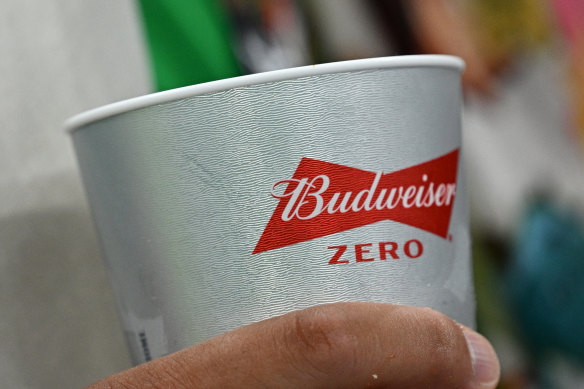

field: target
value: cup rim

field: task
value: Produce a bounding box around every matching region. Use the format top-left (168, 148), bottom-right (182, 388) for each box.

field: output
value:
top-left (65, 55), bottom-right (464, 133)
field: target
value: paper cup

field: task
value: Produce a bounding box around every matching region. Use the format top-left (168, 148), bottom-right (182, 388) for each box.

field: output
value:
top-left (67, 55), bottom-right (473, 364)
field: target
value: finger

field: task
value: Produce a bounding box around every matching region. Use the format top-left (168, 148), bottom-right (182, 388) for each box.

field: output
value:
top-left (87, 302), bottom-right (499, 389)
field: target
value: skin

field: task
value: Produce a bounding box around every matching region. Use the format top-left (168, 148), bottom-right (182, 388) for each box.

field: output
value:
top-left (87, 302), bottom-right (499, 389)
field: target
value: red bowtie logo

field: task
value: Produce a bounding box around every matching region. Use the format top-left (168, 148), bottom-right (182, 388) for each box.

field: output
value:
top-left (253, 149), bottom-right (459, 254)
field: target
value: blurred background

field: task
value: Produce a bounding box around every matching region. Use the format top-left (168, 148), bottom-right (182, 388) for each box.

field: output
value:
top-left (1, 0), bottom-right (583, 387)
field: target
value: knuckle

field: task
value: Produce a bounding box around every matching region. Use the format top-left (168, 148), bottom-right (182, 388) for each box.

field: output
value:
top-left (283, 304), bottom-right (359, 376)
top-left (418, 308), bottom-right (466, 380)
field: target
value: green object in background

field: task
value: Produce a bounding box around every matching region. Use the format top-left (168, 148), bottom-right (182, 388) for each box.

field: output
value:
top-left (137, 0), bottom-right (242, 91)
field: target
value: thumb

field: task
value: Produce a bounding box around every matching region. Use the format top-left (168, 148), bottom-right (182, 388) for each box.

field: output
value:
top-left (87, 302), bottom-right (499, 388)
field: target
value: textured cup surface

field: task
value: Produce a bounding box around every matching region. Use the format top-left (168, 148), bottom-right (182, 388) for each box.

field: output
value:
top-left (69, 56), bottom-right (473, 364)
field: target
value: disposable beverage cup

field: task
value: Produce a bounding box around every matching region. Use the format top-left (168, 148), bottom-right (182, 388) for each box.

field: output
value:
top-left (66, 55), bottom-right (474, 365)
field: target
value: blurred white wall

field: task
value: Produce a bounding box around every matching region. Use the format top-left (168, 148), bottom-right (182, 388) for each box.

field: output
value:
top-left (0, 1), bottom-right (150, 387)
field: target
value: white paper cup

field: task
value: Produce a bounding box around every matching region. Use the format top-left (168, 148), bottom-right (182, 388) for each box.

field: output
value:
top-left (67, 55), bottom-right (473, 364)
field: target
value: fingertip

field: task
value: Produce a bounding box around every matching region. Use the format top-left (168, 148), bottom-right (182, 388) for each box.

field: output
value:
top-left (460, 326), bottom-right (500, 388)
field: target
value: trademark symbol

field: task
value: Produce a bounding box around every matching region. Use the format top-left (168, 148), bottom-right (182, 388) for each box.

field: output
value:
top-left (448, 234), bottom-right (453, 241)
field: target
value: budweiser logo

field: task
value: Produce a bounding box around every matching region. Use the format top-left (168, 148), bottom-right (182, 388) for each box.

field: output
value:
top-left (253, 149), bottom-right (459, 254)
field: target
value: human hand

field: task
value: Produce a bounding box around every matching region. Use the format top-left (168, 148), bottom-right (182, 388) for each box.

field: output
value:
top-left (87, 302), bottom-right (499, 388)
